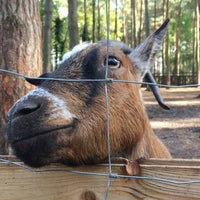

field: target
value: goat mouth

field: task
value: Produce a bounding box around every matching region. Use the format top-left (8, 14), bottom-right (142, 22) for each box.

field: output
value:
top-left (10, 119), bottom-right (78, 145)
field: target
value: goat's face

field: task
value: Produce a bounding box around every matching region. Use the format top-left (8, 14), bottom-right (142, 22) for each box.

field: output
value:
top-left (6, 20), bottom-right (169, 167)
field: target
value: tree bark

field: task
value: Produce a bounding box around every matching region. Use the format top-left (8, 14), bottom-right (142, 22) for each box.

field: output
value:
top-left (114, 0), bottom-right (118, 40)
top-left (97, 0), bottom-right (101, 40)
top-left (92, 0), bottom-right (96, 42)
top-left (131, 0), bottom-right (137, 47)
top-left (42, 0), bottom-right (53, 73)
top-left (122, 0), bottom-right (128, 44)
top-left (68, 0), bottom-right (79, 49)
top-left (165, 0), bottom-right (170, 85)
top-left (0, 0), bottom-right (42, 154)
top-left (144, 0), bottom-right (150, 37)
top-left (82, 0), bottom-right (89, 41)
top-left (174, 0), bottom-right (182, 75)
top-left (162, 0), bottom-right (166, 77)
top-left (194, 0), bottom-right (200, 83)
top-left (153, 0), bottom-right (157, 30)
top-left (138, 0), bottom-right (144, 44)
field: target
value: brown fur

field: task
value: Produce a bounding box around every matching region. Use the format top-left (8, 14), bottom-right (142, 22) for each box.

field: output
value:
top-left (6, 21), bottom-right (171, 167)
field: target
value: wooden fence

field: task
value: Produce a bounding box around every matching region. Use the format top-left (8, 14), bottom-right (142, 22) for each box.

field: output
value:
top-left (0, 157), bottom-right (200, 200)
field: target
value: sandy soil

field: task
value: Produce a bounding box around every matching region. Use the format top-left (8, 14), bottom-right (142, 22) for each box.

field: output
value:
top-left (142, 87), bottom-right (200, 159)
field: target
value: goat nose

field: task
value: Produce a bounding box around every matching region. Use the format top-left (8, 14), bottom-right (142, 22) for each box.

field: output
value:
top-left (8, 101), bottom-right (40, 119)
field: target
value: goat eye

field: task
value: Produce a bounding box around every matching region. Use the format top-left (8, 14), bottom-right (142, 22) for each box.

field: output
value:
top-left (105, 56), bottom-right (121, 69)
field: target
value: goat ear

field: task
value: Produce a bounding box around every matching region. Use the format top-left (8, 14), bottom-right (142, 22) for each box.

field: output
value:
top-left (25, 72), bottom-right (51, 86)
top-left (129, 19), bottom-right (169, 78)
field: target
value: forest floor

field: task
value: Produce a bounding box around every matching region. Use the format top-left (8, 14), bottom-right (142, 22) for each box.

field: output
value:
top-left (142, 87), bottom-right (200, 159)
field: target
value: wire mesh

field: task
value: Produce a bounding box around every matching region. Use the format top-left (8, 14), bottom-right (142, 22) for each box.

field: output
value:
top-left (0, 1), bottom-right (200, 198)
top-left (1, 65), bottom-right (200, 199)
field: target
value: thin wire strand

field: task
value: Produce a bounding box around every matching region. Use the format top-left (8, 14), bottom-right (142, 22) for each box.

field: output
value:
top-left (1, 68), bottom-right (200, 88)
top-left (104, 0), bottom-right (112, 199)
top-left (105, 0), bottom-right (112, 175)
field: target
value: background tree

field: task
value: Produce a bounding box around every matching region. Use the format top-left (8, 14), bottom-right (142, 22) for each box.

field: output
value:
top-left (52, 0), bottom-right (68, 68)
top-left (131, 0), bottom-right (137, 47)
top-left (82, 0), bottom-right (89, 41)
top-left (165, 0), bottom-right (170, 85)
top-left (138, 0), bottom-right (144, 45)
top-left (122, 0), bottom-right (128, 44)
top-left (144, 0), bottom-right (150, 37)
top-left (114, 0), bottom-right (118, 40)
top-left (42, 0), bottom-right (53, 73)
top-left (0, 0), bottom-right (42, 154)
top-left (68, 0), bottom-right (79, 49)
top-left (174, 0), bottom-right (182, 76)
top-left (92, 0), bottom-right (96, 42)
top-left (194, 0), bottom-right (200, 83)
top-left (97, 0), bottom-right (101, 41)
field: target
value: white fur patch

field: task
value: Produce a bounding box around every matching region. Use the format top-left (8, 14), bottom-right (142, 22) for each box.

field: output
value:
top-left (60, 42), bottom-right (90, 64)
top-left (17, 88), bottom-right (75, 120)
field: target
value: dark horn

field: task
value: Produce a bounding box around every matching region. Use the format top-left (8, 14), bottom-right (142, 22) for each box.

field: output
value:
top-left (145, 71), bottom-right (170, 110)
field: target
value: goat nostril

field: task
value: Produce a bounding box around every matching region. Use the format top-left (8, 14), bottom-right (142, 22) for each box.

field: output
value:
top-left (18, 106), bottom-right (39, 115)
top-left (16, 103), bottom-right (41, 116)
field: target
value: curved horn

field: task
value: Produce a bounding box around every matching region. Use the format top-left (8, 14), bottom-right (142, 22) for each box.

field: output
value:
top-left (145, 71), bottom-right (170, 110)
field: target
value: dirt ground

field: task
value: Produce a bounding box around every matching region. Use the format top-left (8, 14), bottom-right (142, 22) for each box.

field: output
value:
top-left (142, 87), bottom-right (200, 159)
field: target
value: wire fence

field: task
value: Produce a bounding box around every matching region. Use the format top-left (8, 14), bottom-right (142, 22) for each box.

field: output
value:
top-left (1, 1), bottom-right (200, 198)
top-left (1, 67), bottom-right (200, 199)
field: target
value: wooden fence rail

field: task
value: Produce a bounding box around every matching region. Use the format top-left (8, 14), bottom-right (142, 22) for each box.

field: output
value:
top-left (0, 157), bottom-right (200, 200)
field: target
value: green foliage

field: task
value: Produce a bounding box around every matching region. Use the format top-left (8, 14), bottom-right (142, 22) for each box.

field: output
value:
top-left (40, 0), bottom-right (199, 82)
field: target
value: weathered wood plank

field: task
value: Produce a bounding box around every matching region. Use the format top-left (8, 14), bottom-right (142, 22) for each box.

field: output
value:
top-left (140, 158), bottom-right (200, 166)
top-left (0, 158), bottom-right (200, 200)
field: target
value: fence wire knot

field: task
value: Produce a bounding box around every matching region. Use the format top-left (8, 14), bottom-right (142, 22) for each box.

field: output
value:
top-left (109, 173), bottom-right (118, 179)
top-left (105, 78), bottom-right (114, 83)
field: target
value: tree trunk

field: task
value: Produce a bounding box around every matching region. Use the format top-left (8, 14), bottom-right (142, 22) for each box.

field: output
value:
top-left (138, 0), bottom-right (144, 44)
top-left (68, 0), bottom-right (79, 49)
top-left (194, 0), bottom-right (200, 84)
top-left (92, 0), bottom-right (96, 42)
top-left (82, 0), bottom-right (89, 41)
top-left (162, 0), bottom-right (166, 77)
top-left (114, 0), bottom-right (118, 40)
top-left (0, 0), bottom-right (42, 154)
top-left (97, 0), bottom-right (101, 40)
top-left (165, 0), bottom-right (170, 85)
top-left (42, 0), bottom-right (53, 73)
top-left (174, 0), bottom-right (182, 75)
top-left (153, 0), bottom-right (157, 30)
top-left (122, 0), bottom-right (128, 44)
top-left (144, 0), bottom-right (150, 37)
top-left (131, 0), bottom-right (137, 47)
top-left (153, 0), bottom-right (157, 75)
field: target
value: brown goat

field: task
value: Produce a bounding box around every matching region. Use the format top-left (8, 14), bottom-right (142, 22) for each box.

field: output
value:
top-left (6, 20), bottom-right (171, 167)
